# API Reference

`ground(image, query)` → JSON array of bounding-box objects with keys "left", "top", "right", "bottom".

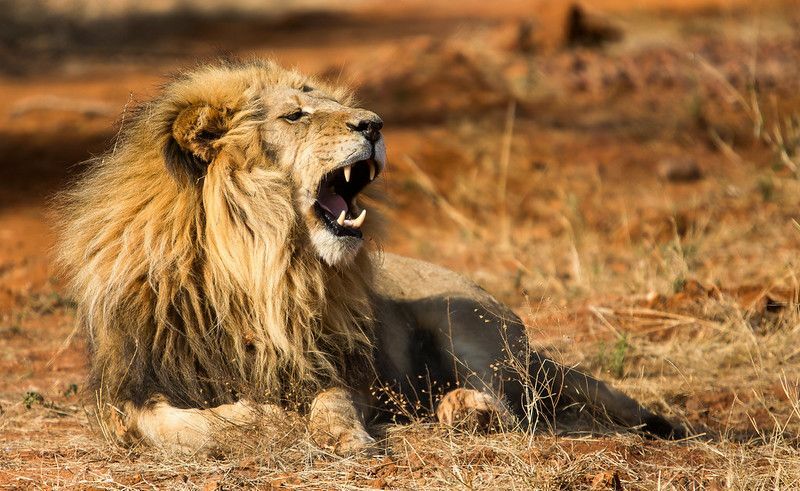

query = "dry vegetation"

[{"left": 1, "top": 0, "right": 799, "bottom": 489}]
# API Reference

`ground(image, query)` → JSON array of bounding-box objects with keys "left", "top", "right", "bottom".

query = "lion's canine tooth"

[
  {"left": 368, "top": 161, "right": 376, "bottom": 181},
  {"left": 351, "top": 209, "right": 366, "bottom": 228},
  {"left": 337, "top": 210, "right": 346, "bottom": 226},
  {"left": 343, "top": 165, "right": 352, "bottom": 182}
]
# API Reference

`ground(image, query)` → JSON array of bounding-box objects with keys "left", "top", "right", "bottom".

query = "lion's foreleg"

[
  {"left": 308, "top": 387, "right": 376, "bottom": 455},
  {"left": 123, "top": 396, "right": 282, "bottom": 454}
]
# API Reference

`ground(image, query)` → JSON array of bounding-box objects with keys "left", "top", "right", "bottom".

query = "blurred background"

[{"left": 2, "top": 1, "right": 800, "bottom": 487}]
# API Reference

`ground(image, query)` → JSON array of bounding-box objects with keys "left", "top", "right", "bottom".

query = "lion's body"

[
  {"left": 370, "top": 254, "right": 674, "bottom": 433},
  {"left": 58, "top": 60, "right": 680, "bottom": 454},
  {"left": 371, "top": 253, "right": 524, "bottom": 415}
]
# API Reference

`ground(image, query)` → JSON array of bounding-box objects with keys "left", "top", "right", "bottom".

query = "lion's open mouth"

[{"left": 314, "top": 159, "right": 378, "bottom": 238}]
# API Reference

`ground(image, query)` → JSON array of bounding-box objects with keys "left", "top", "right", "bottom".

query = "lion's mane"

[{"left": 57, "top": 61, "right": 376, "bottom": 413}]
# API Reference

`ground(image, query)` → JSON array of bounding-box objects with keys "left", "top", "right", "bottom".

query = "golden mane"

[{"left": 57, "top": 60, "right": 375, "bottom": 414}]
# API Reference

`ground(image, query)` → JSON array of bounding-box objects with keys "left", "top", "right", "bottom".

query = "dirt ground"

[{"left": 1, "top": 0, "right": 799, "bottom": 489}]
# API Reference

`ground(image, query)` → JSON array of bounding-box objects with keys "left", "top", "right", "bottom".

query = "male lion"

[{"left": 58, "top": 60, "right": 682, "bottom": 455}]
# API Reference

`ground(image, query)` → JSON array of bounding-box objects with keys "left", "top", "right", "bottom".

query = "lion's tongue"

[{"left": 317, "top": 186, "right": 348, "bottom": 218}]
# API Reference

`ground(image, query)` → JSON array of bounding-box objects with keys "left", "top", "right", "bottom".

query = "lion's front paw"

[
  {"left": 312, "top": 426, "right": 378, "bottom": 456},
  {"left": 334, "top": 428, "right": 378, "bottom": 456},
  {"left": 436, "top": 388, "right": 516, "bottom": 431},
  {"left": 308, "top": 387, "right": 379, "bottom": 456}
]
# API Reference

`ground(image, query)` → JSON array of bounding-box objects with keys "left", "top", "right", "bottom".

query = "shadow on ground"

[{"left": 0, "top": 129, "right": 112, "bottom": 209}]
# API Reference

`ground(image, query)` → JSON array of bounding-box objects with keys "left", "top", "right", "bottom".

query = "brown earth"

[{"left": 1, "top": 0, "right": 799, "bottom": 489}]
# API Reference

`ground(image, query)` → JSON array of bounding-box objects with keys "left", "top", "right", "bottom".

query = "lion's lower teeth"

[{"left": 343, "top": 209, "right": 367, "bottom": 229}]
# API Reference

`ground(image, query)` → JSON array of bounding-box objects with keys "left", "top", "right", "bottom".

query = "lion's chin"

[{"left": 310, "top": 227, "right": 363, "bottom": 266}]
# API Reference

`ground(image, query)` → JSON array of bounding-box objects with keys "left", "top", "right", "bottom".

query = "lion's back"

[{"left": 371, "top": 252, "right": 499, "bottom": 306}]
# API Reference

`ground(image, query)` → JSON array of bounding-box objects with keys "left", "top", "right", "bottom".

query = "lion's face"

[
  {"left": 260, "top": 85, "right": 386, "bottom": 265},
  {"left": 166, "top": 65, "right": 385, "bottom": 266}
]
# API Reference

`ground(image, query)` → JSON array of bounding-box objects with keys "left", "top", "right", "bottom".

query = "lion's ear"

[{"left": 164, "top": 104, "right": 230, "bottom": 183}]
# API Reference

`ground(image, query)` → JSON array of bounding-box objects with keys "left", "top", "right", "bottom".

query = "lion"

[{"left": 57, "top": 60, "right": 682, "bottom": 455}]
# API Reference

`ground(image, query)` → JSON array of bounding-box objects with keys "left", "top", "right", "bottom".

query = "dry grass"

[{"left": 2, "top": 400, "right": 798, "bottom": 489}]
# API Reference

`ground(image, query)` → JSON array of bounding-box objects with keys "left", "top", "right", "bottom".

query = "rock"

[
  {"left": 657, "top": 158, "right": 703, "bottom": 182},
  {"left": 564, "top": 4, "right": 624, "bottom": 48}
]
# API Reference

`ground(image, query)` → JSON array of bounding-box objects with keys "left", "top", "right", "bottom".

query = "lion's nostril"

[
  {"left": 347, "top": 121, "right": 370, "bottom": 132},
  {"left": 348, "top": 118, "right": 383, "bottom": 143}
]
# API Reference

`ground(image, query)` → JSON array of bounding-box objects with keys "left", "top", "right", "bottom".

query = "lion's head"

[
  {"left": 164, "top": 60, "right": 386, "bottom": 265},
  {"left": 58, "top": 60, "right": 382, "bottom": 409}
]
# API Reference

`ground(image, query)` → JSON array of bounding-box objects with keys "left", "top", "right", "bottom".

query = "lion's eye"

[{"left": 282, "top": 110, "right": 308, "bottom": 122}]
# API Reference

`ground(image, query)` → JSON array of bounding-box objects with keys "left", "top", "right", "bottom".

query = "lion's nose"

[{"left": 347, "top": 117, "right": 383, "bottom": 143}]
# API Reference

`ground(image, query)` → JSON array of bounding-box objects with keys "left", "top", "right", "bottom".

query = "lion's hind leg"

[
  {"left": 119, "top": 396, "right": 282, "bottom": 454},
  {"left": 435, "top": 388, "right": 517, "bottom": 431},
  {"left": 530, "top": 359, "right": 686, "bottom": 439}
]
